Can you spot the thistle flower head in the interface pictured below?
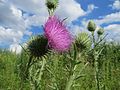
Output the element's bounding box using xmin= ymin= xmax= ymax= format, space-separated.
xmin=44 ymin=15 xmax=72 ymax=52
xmin=27 ymin=35 xmax=48 ymax=58
xmin=97 ymin=27 xmax=104 ymax=35
xmin=87 ymin=20 xmax=96 ymax=32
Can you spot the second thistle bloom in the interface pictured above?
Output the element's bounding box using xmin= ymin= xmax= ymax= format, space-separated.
xmin=44 ymin=16 xmax=72 ymax=52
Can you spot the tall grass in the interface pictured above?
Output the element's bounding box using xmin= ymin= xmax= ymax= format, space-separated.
xmin=0 ymin=42 xmax=120 ymax=90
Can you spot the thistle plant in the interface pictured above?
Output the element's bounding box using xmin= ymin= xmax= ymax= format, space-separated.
xmin=25 ymin=35 xmax=49 ymax=89
xmin=65 ymin=43 xmax=90 ymax=90
xmin=87 ymin=20 xmax=106 ymax=90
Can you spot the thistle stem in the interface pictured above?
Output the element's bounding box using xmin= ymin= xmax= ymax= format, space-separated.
xmin=25 ymin=55 xmax=33 ymax=78
xmin=65 ymin=65 xmax=77 ymax=90
xmin=30 ymin=58 xmax=46 ymax=90
xmin=95 ymin=57 xmax=100 ymax=90
xmin=65 ymin=73 xmax=76 ymax=90
xmin=92 ymin=31 xmax=100 ymax=90
xmin=38 ymin=58 xmax=46 ymax=81
xmin=75 ymin=62 xmax=89 ymax=80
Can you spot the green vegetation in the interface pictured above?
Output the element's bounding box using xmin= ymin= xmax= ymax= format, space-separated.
xmin=0 ymin=40 xmax=120 ymax=90
xmin=1 ymin=0 xmax=120 ymax=90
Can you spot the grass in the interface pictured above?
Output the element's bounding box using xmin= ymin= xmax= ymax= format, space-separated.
xmin=0 ymin=42 xmax=120 ymax=90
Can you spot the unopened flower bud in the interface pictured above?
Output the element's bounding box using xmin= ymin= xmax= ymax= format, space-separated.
xmin=87 ymin=20 xmax=96 ymax=32
xmin=46 ymin=0 xmax=58 ymax=15
xmin=97 ymin=27 xmax=104 ymax=35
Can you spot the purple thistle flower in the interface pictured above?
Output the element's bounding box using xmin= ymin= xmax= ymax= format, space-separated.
xmin=44 ymin=15 xmax=72 ymax=52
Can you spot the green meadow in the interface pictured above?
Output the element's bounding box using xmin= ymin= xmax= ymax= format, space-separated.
xmin=0 ymin=38 xmax=120 ymax=90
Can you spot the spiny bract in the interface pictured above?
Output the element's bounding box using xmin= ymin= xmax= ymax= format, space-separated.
xmin=75 ymin=32 xmax=92 ymax=51
xmin=27 ymin=35 xmax=48 ymax=58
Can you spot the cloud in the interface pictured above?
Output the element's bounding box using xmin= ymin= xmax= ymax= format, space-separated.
xmin=10 ymin=0 xmax=47 ymax=14
xmin=94 ymin=12 xmax=120 ymax=42
xmin=0 ymin=3 xmax=25 ymax=29
xmin=109 ymin=0 xmax=120 ymax=10
xmin=93 ymin=12 xmax=120 ymax=42
xmin=71 ymin=11 xmax=120 ymax=42
xmin=104 ymin=24 xmax=120 ymax=42
xmin=0 ymin=0 xmax=22 ymax=47
xmin=10 ymin=0 xmax=93 ymax=26
xmin=9 ymin=43 xmax=22 ymax=54
xmin=87 ymin=4 xmax=98 ymax=14
xmin=55 ymin=0 xmax=86 ymax=22
xmin=10 ymin=0 xmax=49 ymax=26
xmin=0 ymin=1 xmax=27 ymax=47
xmin=95 ymin=12 xmax=120 ymax=25
xmin=0 ymin=26 xmax=23 ymax=46
xmin=104 ymin=24 xmax=120 ymax=32
xmin=56 ymin=0 xmax=97 ymax=22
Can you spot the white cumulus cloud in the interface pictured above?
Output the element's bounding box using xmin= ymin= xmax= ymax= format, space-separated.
xmin=56 ymin=0 xmax=97 ymax=22
xmin=104 ymin=24 xmax=120 ymax=42
xmin=95 ymin=12 xmax=120 ymax=25
xmin=110 ymin=0 xmax=120 ymax=10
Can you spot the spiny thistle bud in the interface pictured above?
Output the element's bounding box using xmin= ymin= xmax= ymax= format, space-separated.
xmin=75 ymin=32 xmax=91 ymax=51
xmin=27 ymin=35 xmax=48 ymax=58
xmin=97 ymin=27 xmax=104 ymax=35
xmin=46 ymin=0 xmax=58 ymax=15
xmin=87 ymin=20 xmax=96 ymax=32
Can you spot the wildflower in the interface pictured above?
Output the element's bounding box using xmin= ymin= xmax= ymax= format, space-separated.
xmin=44 ymin=16 xmax=72 ymax=52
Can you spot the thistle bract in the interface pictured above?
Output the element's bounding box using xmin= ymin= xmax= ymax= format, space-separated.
xmin=97 ymin=27 xmax=104 ymax=35
xmin=44 ymin=16 xmax=72 ymax=52
xmin=75 ymin=32 xmax=91 ymax=51
xmin=87 ymin=20 xmax=96 ymax=32
xmin=27 ymin=35 xmax=48 ymax=58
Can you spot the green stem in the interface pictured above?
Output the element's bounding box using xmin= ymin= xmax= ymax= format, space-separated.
xmin=29 ymin=58 xmax=46 ymax=90
xmin=65 ymin=74 xmax=76 ymax=90
xmin=95 ymin=58 xmax=100 ymax=90
xmin=65 ymin=65 xmax=77 ymax=90
xmin=92 ymin=31 xmax=95 ymax=45
xmin=65 ymin=62 xmax=89 ymax=90
xmin=75 ymin=62 xmax=89 ymax=80
xmin=38 ymin=58 xmax=46 ymax=81
xmin=35 ymin=58 xmax=46 ymax=89
xmin=25 ymin=55 xmax=33 ymax=78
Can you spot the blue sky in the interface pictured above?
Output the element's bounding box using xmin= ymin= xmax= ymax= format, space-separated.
xmin=0 ymin=0 xmax=120 ymax=53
